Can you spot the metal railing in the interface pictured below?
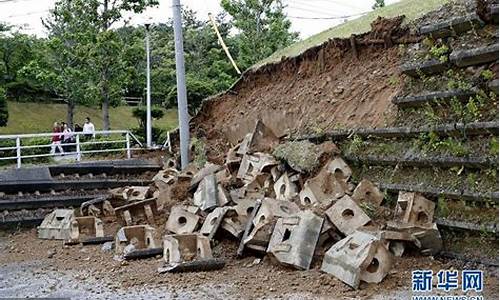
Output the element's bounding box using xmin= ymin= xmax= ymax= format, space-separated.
xmin=0 ymin=130 xmax=143 ymax=168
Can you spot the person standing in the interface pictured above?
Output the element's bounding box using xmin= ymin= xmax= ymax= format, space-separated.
xmin=62 ymin=123 xmax=74 ymax=152
xmin=83 ymin=117 xmax=95 ymax=140
xmin=50 ymin=122 xmax=64 ymax=155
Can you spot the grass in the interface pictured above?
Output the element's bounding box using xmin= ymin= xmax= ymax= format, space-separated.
xmin=253 ymin=0 xmax=449 ymax=68
xmin=0 ymin=101 xmax=178 ymax=134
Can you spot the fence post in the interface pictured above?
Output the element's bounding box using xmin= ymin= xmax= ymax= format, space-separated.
xmin=126 ymin=132 xmax=131 ymax=159
xmin=76 ymin=134 xmax=81 ymax=161
xmin=16 ymin=137 xmax=21 ymax=168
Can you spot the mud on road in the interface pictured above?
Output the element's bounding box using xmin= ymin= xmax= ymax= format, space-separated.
xmin=0 ymin=230 xmax=497 ymax=299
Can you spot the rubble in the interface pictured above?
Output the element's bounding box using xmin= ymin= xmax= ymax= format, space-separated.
xmin=159 ymin=233 xmax=225 ymax=273
xmin=221 ymin=198 xmax=256 ymax=238
xmin=114 ymin=198 xmax=158 ymax=226
xmin=38 ymin=209 xmax=74 ymax=240
xmin=200 ymin=207 xmax=229 ymax=240
xmin=273 ymin=172 xmax=298 ymax=201
xmin=66 ymin=216 xmax=105 ymax=244
xmin=352 ymin=179 xmax=384 ymax=206
xmin=395 ymin=191 xmax=435 ymax=227
xmin=166 ymin=205 xmax=200 ymax=234
xmin=193 ymin=173 xmax=219 ymax=211
xmin=325 ymin=195 xmax=372 ymax=235
xmin=243 ymin=198 xmax=300 ymax=253
xmin=321 ymin=230 xmax=393 ymax=289
xmin=115 ymin=225 xmax=158 ymax=256
xmin=33 ymin=120 xmax=444 ymax=288
xmin=267 ymin=210 xmax=323 ymax=270
xmin=121 ymin=186 xmax=151 ymax=202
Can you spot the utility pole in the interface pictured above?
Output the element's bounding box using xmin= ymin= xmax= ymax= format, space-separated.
xmin=145 ymin=23 xmax=152 ymax=148
xmin=172 ymin=0 xmax=190 ymax=169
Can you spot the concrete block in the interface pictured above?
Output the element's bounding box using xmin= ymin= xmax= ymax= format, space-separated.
xmin=237 ymin=153 xmax=278 ymax=183
xmin=153 ymin=168 xmax=178 ymax=185
xmin=166 ymin=205 xmax=200 ymax=234
xmin=122 ymin=186 xmax=151 ymax=202
xmin=327 ymin=158 xmax=352 ymax=182
xmin=237 ymin=133 xmax=252 ymax=155
xmin=153 ymin=180 xmax=173 ymax=211
xmin=273 ymin=172 xmax=298 ymax=201
xmin=191 ymin=163 xmax=223 ymax=189
xmin=221 ymin=199 xmax=256 ymax=238
xmin=80 ymin=196 xmax=115 ymax=217
xmin=299 ymin=162 xmax=347 ymax=206
xmin=115 ymin=198 xmax=158 ymax=226
xmin=395 ymin=192 xmax=435 ymax=227
xmin=321 ymin=231 xmax=392 ymax=289
xmin=325 ymin=195 xmax=371 ymax=235
xmin=163 ymin=234 xmax=213 ymax=265
xmin=386 ymin=222 xmax=443 ymax=256
xmin=193 ymin=173 xmax=218 ymax=211
xmin=243 ymin=198 xmax=300 ymax=252
xmin=115 ymin=225 xmax=157 ymax=255
xmin=359 ymin=238 xmax=393 ymax=285
xmin=217 ymin=185 xmax=231 ymax=207
xmin=352 ymin=179 xmax=384 ymax=206
xmin=38 ymin=209 xmax=75 ymax=240
xmin=226 ymin=143 xmax=242 ymax=167
xmin=267 ymin=210 xmax=323 ymax=270
xmin=411 ymin=223 xmax=443 ymax=256
xmin=68 ymin=216 xmax=104 ymax=243
xmin=200 ymin=207 xmax=229 ymax=240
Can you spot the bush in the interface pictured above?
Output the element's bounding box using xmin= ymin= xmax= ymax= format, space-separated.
xmin=131 ymin=126 xmax=167 ymax=146
xmin=0 ymin=137 xmax=52 ymax=166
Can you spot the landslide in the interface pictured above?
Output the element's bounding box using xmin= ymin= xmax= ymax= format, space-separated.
xmin=192 ymin=17 xmax=410 ymax=163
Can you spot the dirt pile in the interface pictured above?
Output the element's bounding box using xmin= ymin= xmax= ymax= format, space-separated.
xmin=191 ymin=17 xmax=414 ymax=162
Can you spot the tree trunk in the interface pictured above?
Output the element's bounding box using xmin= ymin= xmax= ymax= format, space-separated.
xmin=102 ymin=97 xmax=109 ymax=131
xmin=66 ymin=100 xmax=75 ymax=128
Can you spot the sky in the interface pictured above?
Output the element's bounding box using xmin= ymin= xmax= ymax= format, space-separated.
xmin=0 ymin=0 xmax=401 ymax=38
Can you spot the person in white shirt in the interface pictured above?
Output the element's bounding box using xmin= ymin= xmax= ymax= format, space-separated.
xmin=62 ymin=123 xmax=73 ymax=152
xmin=82 ymin=117 xmax=95 ymax=140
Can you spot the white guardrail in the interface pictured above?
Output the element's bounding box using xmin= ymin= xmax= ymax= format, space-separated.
xmin=0 ymin=130 xmax=143 ymax=168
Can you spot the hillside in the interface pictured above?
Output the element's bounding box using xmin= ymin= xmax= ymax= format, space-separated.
xmin=254 ymin=0 xmax=448 ymax=68
xmin=0 ymin=101 xmax=178 ymax=134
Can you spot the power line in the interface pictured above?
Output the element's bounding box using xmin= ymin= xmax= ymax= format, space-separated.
xmin=286 ymin=0 xmax=365 ymax=11
xmin=286 ymin=5 xmax=345 ymax=17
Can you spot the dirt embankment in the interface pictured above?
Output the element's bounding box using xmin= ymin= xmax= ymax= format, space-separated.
xmin=192 ymin=17 xmax=410 ymax=163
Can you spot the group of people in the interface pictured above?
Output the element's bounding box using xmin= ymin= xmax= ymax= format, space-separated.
xmin=51 ymin=117 xmax=95 ymax=155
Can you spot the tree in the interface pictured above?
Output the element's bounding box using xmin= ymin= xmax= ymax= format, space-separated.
xmin=0 ymin=87 xmax=7 ymax=127
xmin=96 ymin=0 xmax=159 ymax=131
xmin=372 ymin=0 xmax=385 ymax=10
xmin=221 ymin=0 xmax=298 ymax=69
xmin=43 ymin=0 xmax=101 ymax=127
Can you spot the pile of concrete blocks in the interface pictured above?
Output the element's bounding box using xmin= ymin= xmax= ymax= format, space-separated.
xmin=37 ymin=119 xmax=443 ymax=282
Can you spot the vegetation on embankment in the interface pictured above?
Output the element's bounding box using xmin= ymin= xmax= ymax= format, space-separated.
xmin=254 ymin=0 xmax=449 ymax=68
xmin=0 ymin=101 xmax=177 ymax=134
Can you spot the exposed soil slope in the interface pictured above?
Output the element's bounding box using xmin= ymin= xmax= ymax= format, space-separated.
xmin=192 ymin=17 xmax=409 ymax=162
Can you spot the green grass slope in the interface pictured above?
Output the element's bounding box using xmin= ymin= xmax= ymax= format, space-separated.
xmin=254 ymin=0 xmax=448 ymax=68
xmin=0 ymin=101 xmax=178 ymax=134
